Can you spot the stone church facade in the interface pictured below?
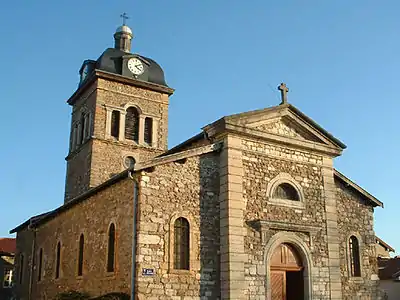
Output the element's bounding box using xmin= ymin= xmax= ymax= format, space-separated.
xmin=11 ymin=23 xmax=383 ymax=300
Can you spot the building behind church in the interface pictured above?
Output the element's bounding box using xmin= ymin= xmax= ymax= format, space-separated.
xmin=11 ymin=22 xmax=386 ymax=300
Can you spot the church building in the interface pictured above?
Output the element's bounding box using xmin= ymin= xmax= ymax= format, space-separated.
xmin=11 ymin=21 xmax=384 ymax=300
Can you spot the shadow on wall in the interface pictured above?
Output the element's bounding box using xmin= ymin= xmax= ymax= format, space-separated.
xmin=199 ymin=153 xmax=221 ymax=299
xmin=54 ymin=291 xmax=130 ymax=300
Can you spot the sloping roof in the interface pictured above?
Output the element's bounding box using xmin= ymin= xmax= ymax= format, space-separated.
xmin=333 ymin=169 xmax=383 ymax=207
xmin=10 ymin=143 xmax=221 ymax=233
xmin=0 ymin=238 xmax=16 ymax=255
xmin=379 ymin=257 xmax=400 ymax=280
xmin=376 ymin=236 xmax=395 ymax=253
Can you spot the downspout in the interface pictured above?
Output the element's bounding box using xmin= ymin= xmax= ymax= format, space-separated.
xmin=128 ymin=171 xmax=139 ymax=300
xmin=27 ymin=224 xmax=37 ymax=300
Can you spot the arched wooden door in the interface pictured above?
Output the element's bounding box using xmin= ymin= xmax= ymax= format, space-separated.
xmin=270 ymin=243 xmax=304 ymax=300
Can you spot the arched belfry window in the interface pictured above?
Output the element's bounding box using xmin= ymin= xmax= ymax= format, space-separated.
xmin=349 ymin=236 xmax=361 ymax=277
xmin=144 ymin=117 xmax=153 ymax=146
xmin=55 ymin=242 xmax=61 ymax=279
xmin=125 ymin=107 xmax=139 ymax=142
xmin=111 ymin=111 xmax=120 ymax=138
xmin=107 ymin=223 xmax=116 ymax=272
xmin=174 ymin=217 xmax=190 ymax=270
xmin=272 ymin=183 xmax=300 ymax=201
xmin=78 ymin=234 xmax=84 ymax=276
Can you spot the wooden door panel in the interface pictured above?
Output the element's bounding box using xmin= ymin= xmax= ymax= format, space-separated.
xmin=271 ymin=271 xmax=286 ymax=300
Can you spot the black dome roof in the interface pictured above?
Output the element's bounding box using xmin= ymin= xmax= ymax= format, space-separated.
xmin=96 ymin=48 xmax=168 ymax=87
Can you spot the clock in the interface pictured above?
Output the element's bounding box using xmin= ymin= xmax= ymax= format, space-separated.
xmin=127 ymin=58 xmax=144 ymax=75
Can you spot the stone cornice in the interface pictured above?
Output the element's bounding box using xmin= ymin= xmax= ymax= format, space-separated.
xmin=67 ymin=70 xmax=174 ymax=106
xmin=248 ymin=219 xmax=322 ymax=244
xmin=205 ymin=120 xmax=343 ymax=157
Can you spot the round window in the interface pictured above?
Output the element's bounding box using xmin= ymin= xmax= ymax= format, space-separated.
xmin=124 ymin=156 xmax=136 ymax=169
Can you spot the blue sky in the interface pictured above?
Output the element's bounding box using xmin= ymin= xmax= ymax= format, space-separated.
xmin=0 ymin=1 xmax=399 ymax=253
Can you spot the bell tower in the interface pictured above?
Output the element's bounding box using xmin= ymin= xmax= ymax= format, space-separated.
xmin=64 ymin=19 xmax=174 ymax=202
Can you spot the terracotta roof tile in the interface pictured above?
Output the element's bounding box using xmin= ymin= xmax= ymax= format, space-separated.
xmin=0 ymin=238 xmax=16 ymax=254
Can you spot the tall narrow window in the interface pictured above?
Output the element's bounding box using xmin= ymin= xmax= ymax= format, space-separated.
xmin=55 ymin=242 xmax=61 ymax=279
xmin=18 ymin=254 xmax=24 ymax=284
xmin=107 ymin=223 xmax=116 ymax=272
xmin=349 ymin=236 xmax=361 ymax=277
xmin=111 ymin=111 xmax=120 ymax=138
xmin=125 ymin=107 xmax=139 ymax=142
xmin=174 ymin=217 xmax=190 ymax=270
xmin=84 ymin=113 xmax=91 ymax=140
xmin=38 ymin=248 xmax=43 ymax=282
xmin=80 ymin=114 xmax=86 ymax=144
xmin=144 ymin=117 xmax=153 ymax=146
xmin=78 ymin=234 xmax=84 ymax=276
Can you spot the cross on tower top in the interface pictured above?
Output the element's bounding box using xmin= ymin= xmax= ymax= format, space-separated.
xmin=120 ymin=12 xmax=129 ymax=25
xmin=278 ymin=83 xmax=289 ymax=105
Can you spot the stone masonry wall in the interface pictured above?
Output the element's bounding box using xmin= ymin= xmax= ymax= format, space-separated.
xmin=26 ymin=178 xmax=134 ymax=300
xmin=15 ymin=228 xmax=34 ymax=300
xmin=136 ymin=153 xmax=220 ymax=300
xmin=90 ymin=139 xmax=161 ymax=187
xmin=242 ymin=139 xmax=331 ymax=299
xmin=336 ymin=179 xmax=378 ymax=300
xmin=88 ymin=79 xmax=169 ymax=189
xmin=64 ymin=83 xmax=98 ymax=201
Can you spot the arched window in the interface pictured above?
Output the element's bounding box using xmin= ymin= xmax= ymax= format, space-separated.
xmin=349 ymin=236 xmax=361 ymax=277
xmin=144 ymin=117 xmax=153 ymax=146
xmin=111 ymin=111 xmax=120 ymax=138
xmin=174 ymin=217 xmax=190 ymax=270
xmin=107 ymin=223 xmax=116 ymax=272
xmin=38 ymin=248 xmax=43 ymax=281
xmin=78 ymin=234 xmax=84 ymax=276
xmin=125 ymin=107 xmax=139 ymax=142
xmin=272 ymin=183 xmax=299 ymax=201
xmin=19 ymin=253 xmax=24 ymax=284
xmin=55 ymin=242 xmax=61 ymax=279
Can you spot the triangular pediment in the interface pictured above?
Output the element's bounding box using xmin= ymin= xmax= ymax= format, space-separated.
xmin=223 ymin=104 xmax=346 ymax=151
xmin=249 ymin=116 xmax=323 ymax=143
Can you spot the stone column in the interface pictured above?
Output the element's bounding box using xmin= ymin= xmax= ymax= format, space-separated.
xmin=219 ymin=135 xmax=246 ymax=300
xmin=152 ymin=118 xmax=159 ymax=148
xmin=139 ymin=116 xmax=145 ymax=145
xmin=119 ymin=111 xmax=126 ymax=141
xmin=105 ymin=108 xmax=112 ymax=139
xmin=322 ymin=156 xmax=342 ymax=300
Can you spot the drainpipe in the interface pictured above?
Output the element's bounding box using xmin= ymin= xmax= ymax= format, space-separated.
xmin=128 ymin=171 xmax=139 ymax=300
xmin=27 ymin=224 xmax=37 ymax=300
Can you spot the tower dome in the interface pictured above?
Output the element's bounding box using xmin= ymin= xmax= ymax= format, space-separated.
xmin=116 ymin=25 xmax=133 ymax=35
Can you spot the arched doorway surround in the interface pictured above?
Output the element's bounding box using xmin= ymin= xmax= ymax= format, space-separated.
xmin=264 ymin=232 xmax=313 ymax=300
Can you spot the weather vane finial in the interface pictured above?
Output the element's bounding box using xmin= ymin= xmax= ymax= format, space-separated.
xmin=120 ymin=12 xmax=129 ymax=25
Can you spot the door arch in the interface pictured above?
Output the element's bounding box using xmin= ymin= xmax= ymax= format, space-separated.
xmin=264 ymin=232 xmax=313 ymax=300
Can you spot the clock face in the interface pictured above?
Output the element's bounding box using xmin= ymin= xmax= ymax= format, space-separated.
xmin=127 ymin=58 xmax=144 ymax=75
